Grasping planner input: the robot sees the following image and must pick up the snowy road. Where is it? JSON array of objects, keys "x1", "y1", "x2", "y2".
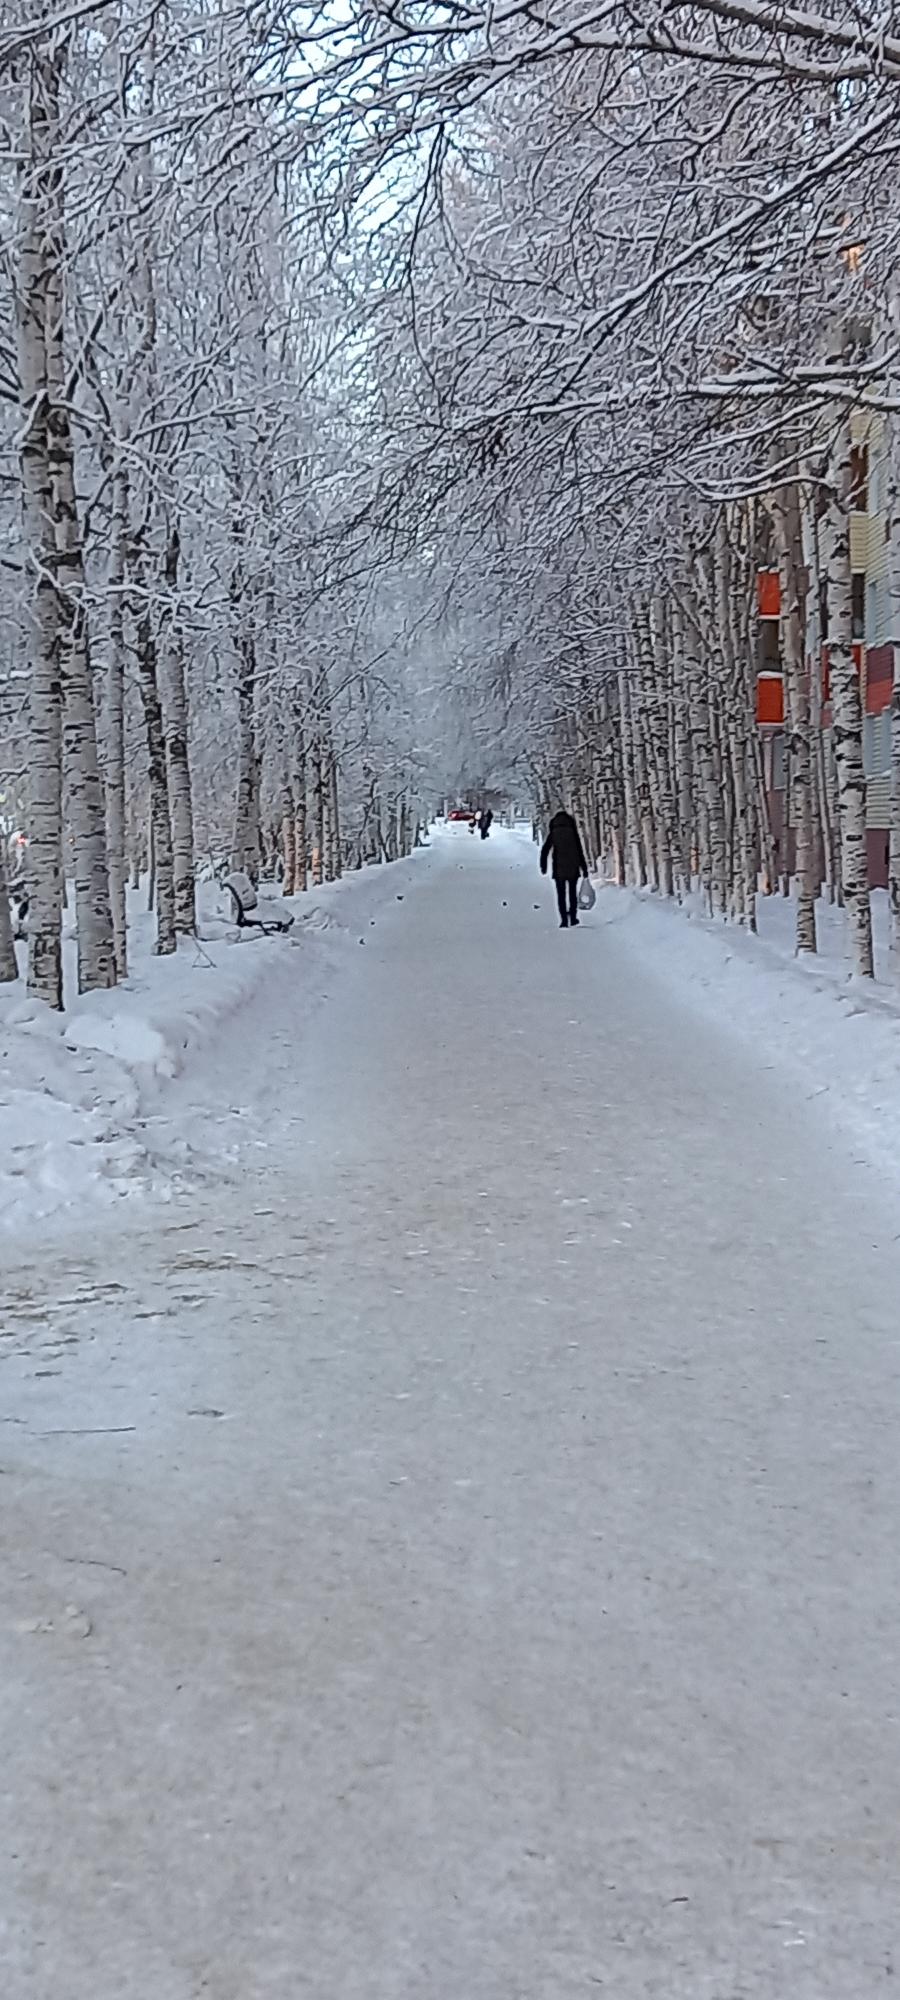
[{"x1": 3, "y1": 830, "x2": 900, "y2": 1997}]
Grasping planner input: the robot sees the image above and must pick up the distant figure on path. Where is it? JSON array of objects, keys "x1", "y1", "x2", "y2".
[
  {"x1": 479, "y1": 808, "x2": 493, "y2": 840},
  {"x1": 540, "y1": 809, "x2": 588, "y2": 927}
]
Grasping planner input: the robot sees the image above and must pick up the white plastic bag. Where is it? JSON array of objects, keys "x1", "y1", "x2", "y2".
[{"x1": 577, "y1": 877, "x2": 596, "y2": 913}]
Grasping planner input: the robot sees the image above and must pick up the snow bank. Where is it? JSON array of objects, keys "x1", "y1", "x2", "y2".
[
  {"x1": 596, "y1": 884, "x2": 900, "y2": 1183},
  {"x1": 0, "y1": 859, "x2": 428, "y2": 1236}
]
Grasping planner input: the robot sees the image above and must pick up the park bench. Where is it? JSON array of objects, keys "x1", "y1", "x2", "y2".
[{"x1": 222, "y1": 870, "x2": 293, "y2": 937}]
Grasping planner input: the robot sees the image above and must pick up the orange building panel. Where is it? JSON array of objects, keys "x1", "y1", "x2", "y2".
[
  {"x1": 756, "y1": 674, "x2": 784, "y2": 725},
  {"x1": 867, "y1": 679, "x2": 891, "y2": 716},
  {"x1": 757, "y1": 570, "x2": 780, "y2": 619}
]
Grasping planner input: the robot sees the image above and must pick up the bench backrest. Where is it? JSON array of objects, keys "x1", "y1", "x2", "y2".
[{"x1": 223, "y1": 869, "x2": 258, "y2": 917}]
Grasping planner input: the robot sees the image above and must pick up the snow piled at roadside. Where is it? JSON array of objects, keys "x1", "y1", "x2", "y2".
[
  {"x1": 0, "y1": 859, "x2": 428, "y2": 1235},
  {"x1": 596, "y1": 883, "x2": 900, "y2": 1183}
]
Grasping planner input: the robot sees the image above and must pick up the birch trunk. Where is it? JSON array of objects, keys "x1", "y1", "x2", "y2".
[
  {"x1": 803, "y1": 494, "x2": 838, "y2": 903},
  {"x1": 713, "y1": 526, "x2": 735, "y2": 917},
  {"x1": 891, "y1": 643, "x2": 900, "y2": 953},
  {"x1": 693, "y1": 665, "x2": 724, "y2": 914},
  {"x1": 106, "y1": 460, "x2": 128, "y2": 977},
  {"x1": 16, "y1": 57, "x2": 63, "y2": 1011},
  {"x1": 679, "y1": 596, "x2": 711, "y2": 901},
  {"x1": 822, "y1": 412, "x2": 874, "y2": 977},
  {"x1": 618, "y1": 670, "x2": 645, "y2": 886},
  {"x1": 0, "y1": 839, "x2": 18, "y2": 983},
  {"x1": 42, "y1": 45, "x2": 115, "y2": 994},
  {"x1": 323, "y1": 771, "x2": 336, "y2": 882},
  {"x1": 312, "y1": 736, "x2": 325, "y2": 886},
  {"x1": 647, "y1": 597, "x2": 683, "y2": 896},
  {"x1": 637, "y1": 612, "x2": 667, "y2": 891},
  {"x1": 627, "y1": 633, "x2": 657, "y2": 888},
  {"x1": 162, "y1": 525, "x2": 196, "y2": 932},
  {"x1": 669, "y1": 604, "x2": 693, "y2": 889},
  {"x1": 232, "y1": 621, "x2": 261, "y2": 883},
  {"x1": 132, "y1": 555, "x2": 176, "y2": 956},
  {"x1": 771, "y1": 480, "x2": 817, "y2": 952},
  {"x1": 886, "y1": 447, "x2": 900, "y2": 954},
  {"x1": 328, "y1": 741, "x2": 343, "y2": 880},
  {"x1": 292, "y1": 730, "x2": 309, "y2": 894},
  {"x1": 707, "y1": 687, "x2": 729, "y2": 917},
  {"x1": 281, "y1": 776, "x2": 296, "y2": 895}
]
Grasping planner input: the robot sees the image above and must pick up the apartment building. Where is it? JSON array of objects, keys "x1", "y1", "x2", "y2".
[{"x1": 756, "y1": 417, "x2": 894, "y2": 888}]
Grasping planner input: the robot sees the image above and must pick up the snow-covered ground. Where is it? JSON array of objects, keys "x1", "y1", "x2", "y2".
[
  {"x1": 593, "y1": 880, "x2": 900, "y2": 1188},
  {"x1": 3, "y1": 828, "x2": 900, "y2": 1996},
  {"x1": 0, "y1": 858, "x2": 429, "y2": 1234}
]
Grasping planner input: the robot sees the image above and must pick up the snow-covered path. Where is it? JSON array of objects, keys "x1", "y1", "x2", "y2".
[{"x1": 4, "y1": 830, "x2": 900, "y2": 1997}]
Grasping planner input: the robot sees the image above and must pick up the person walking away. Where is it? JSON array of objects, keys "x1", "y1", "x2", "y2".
[
  {"x1": 540, "y1": 809, "x2": 588, "y2": 927},
  {"x1": 480, "y1": 807, "x2": 493, "y2": 840}
]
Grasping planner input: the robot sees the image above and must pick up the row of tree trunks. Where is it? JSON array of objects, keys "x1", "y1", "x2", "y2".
[
  {"x1": 11, "y1": 26, "x2": 200, "y2": 989},
  {"x1": 535, "y1": 460, "x2": 886, "y2": 978},
  {"x1": 0, "y1": 840, "x2": 18, "y2": 983},
  {"x1": 275, "y1": 674, "x2": 347, "y2": 893}
]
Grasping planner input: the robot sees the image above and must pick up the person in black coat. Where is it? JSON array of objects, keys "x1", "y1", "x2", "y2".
[{"x1": 540, "y1": 809, "x2": 588, "y2": 927}]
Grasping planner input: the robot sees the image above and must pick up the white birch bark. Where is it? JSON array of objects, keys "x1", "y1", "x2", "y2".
[
  {"x1": 311, "y1": 733, "x2": 325, "y2": 885},
  {"x1": 822, "y1": 409, "x2": 874, "y2": 977},
  {"x1": 162, "y1": 525, "x2": 197, "y2": 933},
  {"x1": 885, "y1": 437, "x2": 900, "y2": 955},
  {"x1": 609, "y1": 717, "x2": 627, "y2": 885},
  {"x1": 676, "y1": 584, "x2": 715, "y2": 905},
  {"x1": 290, "y1": 688, "x2": 309, "y2": 894},
  {"x1": 618, "y1": 669, "x2": 645, "y2": 886},
  {"x1": 724, "y1": 529, "x2": 760, "y2": 930},
  {"x1": 669, "y1": 603, "x2": 693, "y2": 889},
  {"x1": 231, "y1": 603, "x2": 262, "y2": 883},
  {"x1": 281, "y1": 774, "x2": 296, "y2": 895},
  {"x1": 647, "y1": 596, "x2": 683, "y2": 897},
  {"x1": 132, "y1": 552, "x2": 177, "y2": 955},
  {"x1": 0, "y1": 838, "x2": 18, "y2": 983},
  {"x1": 105, "y1": 458, "x2": 128, "y2": 977},
  {"x1": 771, "y1": 479, "x2": 818, "y2": 952},
  {"x1": 327, "y1": 736, "x2": 343, "y2": 880},
  {"x1": 41, "y1": 43, "x2": 115, "y2": 994},
  {"x1": 625, "y1": 627, "x2": 657, "y2": 887},
  {"x1": 16, "y1": 50, "x2": 63, "y2": 1012}
]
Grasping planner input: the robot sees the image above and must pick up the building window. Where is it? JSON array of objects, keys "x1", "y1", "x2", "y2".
[
  {"x1": 864, "y1": 714, "x2": 877, "y2": 776},
  {"x1": 863, "y1": 712, "x2": 893, "y2": 778},
  {"x1": 867, "y1": 577, "x2": 879, "y2": 644},
  {"x1": 757, "y1": 619, "x2": 780, "y2": 671},
  {"x1": 869, "y1": 452, "x2": 880, "y2": 515},
  {"x1": 849, "y1": 442, "x2": 868, "y2": 511},
  {"x1": 852, "y1": 572, "x2": 865, "y2": 640}
]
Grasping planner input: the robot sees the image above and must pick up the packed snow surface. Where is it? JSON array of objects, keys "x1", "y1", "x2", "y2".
[{"x1": 2, "y1": 827, "x2": 900, "y2": 1996}]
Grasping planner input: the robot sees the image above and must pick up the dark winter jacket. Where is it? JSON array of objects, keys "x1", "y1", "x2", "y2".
[{"x1": 540, "y1": 811, "x2": 587, "y2": 882}]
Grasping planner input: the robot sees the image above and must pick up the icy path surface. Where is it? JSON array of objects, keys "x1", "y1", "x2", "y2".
[{"x1": 3, "y1": 831, "x2": 900, "y2": 1998}]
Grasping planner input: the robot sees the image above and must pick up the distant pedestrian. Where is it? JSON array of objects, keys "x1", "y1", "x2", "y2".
[
  {"x1": 540, "y1": 809, "x2": 588, "y2": 927},
  {"x1": 479, "y1": 808, "x2": 493, "y2": 840}
]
